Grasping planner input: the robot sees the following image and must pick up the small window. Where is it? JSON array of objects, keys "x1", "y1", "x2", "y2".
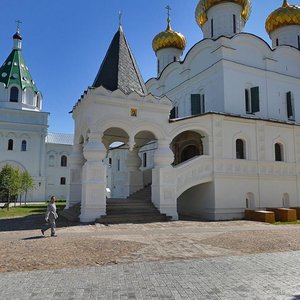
[
  {"x1": 298, "y1": 35, "x2": 300, "y2": 50},
  {"x1": 61, "y1": 155, "x2": 67, "y2": 167},
  {"x1": 10, "y1": 87, "x2": 19, "y2": 102},
  {"x1": 191, "y1": 94, "x2": 205, "y2": 115},
  {"x1": 36, "y1": 96, "x2": 40, "y2": 108},
  {"x1": 143, "y1": 153, "x2": 147, "y2": 168},
  {"x1": 8, "y1": 139, "x2": 13, "y2": 150},
  {"x1": 233, "y1": 14, "x2": 236, "y2": 34},
  {"x1": 275, "y1": 143, "x2": 283, "y2": 162},
  {"x1": 117, "y1": 159, "x2": 120, "y2": 171},
  {"x1": 60, "y1": 177, "x2": 66, "y2": 185},
  {"x1": 170, "y1": 106, "x2": 178, "y2": 119},
  {"x1": 109, "y1": 158, "x2": 112, "y2": 166},
  {"x1": 236, "y1": 139, "x2": 245, "y2": 159},
  {"x1": 21, "y1": 140, "x2": 27, "y2": 151},
  {"x1": 173, "y1": 56, "x2": 176, "y2": 62},
  {"x1": 286, "y1": 91, "x2": 295, "y2": 120},
  {"x1": 276, "y1": 38, "x2": 279, "y2": 46},
  {"x1": 245, "y1": 87, "x2": 260, "y2": 114},
  {"x1": 211, "y1": 19, "x2": 214, "y2": 38}
]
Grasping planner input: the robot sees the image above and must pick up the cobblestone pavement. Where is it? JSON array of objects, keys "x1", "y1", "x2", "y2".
[{"x1": 0, "y1": 251, "x2": 299, "y2": 300}]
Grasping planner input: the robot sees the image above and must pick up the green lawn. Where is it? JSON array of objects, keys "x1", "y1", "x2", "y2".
[
  {"x1": 274, "y1": 220, "x2": 300, "y2": 225},
  {"x1": 0, "y1": 202, "x2": 66, "y2": 219}
]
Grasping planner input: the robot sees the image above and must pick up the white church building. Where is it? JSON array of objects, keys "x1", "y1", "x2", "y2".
[
  {"x1": 68, "y1": 0, "x2": 300, "y2": 222},
  {"x1": 1, "y1": 0, "x2": 300, "y2": 223},
  {"x1": 0, "y1": 29, "x2": 73, "y2": 202}
]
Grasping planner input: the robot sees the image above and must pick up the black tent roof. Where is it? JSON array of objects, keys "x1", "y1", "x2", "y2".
[{"x1": 92, "y1": 26, "x2": 147, "y2": 95}]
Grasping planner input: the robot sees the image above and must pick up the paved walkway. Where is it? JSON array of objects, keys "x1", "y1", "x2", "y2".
[{"x1": 0, "y1": 250, "x2": 299, "y2": 300}]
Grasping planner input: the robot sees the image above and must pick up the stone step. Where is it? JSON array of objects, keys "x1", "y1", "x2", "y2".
[{"x1": 96, "y1": 214, "x2": 171, "y2": 224}]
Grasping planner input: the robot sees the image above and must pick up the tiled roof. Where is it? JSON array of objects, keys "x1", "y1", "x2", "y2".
[
  {"x1": 0, "y1": 32, "x2": 38, "y2": 93},
  {"x1": 46, "y1": 132, "x2": 74, "y2": 145},
  {"x1": 92, "y1": 26, "x2": 147, "y2": 95}
]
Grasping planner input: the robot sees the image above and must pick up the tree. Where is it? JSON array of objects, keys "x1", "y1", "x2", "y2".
[
  {"x1": 0, "y1": 164, "x2": 21, "y2": 210},
  {"x1": 20, "y1": 170, "x2": 35, "y2": 205}
]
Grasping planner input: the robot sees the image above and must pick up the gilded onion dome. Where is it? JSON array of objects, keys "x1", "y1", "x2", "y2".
[
  {"x1": 152, "y1": 18, "x2": 186, "y2": 52},
  {"x1": 195, "y1": 0, "x2": 251, "y2": 27},
  {"x1": 265, "y1": 0, "x2": 300, "y2": 35}
]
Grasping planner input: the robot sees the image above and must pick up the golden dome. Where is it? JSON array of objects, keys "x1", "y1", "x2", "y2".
[
  {"x1": 265, "y1": 0, "x2": 300, "y2": 35},
  {"x1": 152, "y1": 19, "x2": 186, "y2": 52},
  {"x1": 195, "y1": 0, "x2": 251, "y2": 27}
]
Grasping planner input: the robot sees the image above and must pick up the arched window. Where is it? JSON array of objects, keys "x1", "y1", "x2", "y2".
[
  {"x1": 21, "y1": 140, "x2": 27, "y2": 151},
  {"x1": 275, "y1": 143, "x2": 283, "y2": 162},
  {"x1": 60, "y1": 177, "x2": 66, "y2": 185},
  {"x1": 10, "y1": 87, "x2": 19, "y2": 102},
  {"x1": 49, "y1": 155, "x2": 55, "y2": 167},
  {"x1": 143, "y1": 152, "x2": 147, "y2": 168},
  {"x1": 61, "y1": 155, "x2": 67, "y2": 167},
  {"x1": 236, "y1": 139, "x2": 245, "y2": 159},
  {"x1": 8, "y1": 139, "x2": 13, "y2": 150}
]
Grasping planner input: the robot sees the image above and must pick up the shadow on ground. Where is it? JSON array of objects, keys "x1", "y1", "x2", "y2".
[
  {"x1": 291, "y1": 296, "x2": 300, "y2": 300},
  {"x1": 0, "y1": 214, "x2": 79, "y2": 232}
]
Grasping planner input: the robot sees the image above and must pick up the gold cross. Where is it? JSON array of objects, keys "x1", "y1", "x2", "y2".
[{"x1": 165, "y1": 5, "x2": 171, "y2": 19}]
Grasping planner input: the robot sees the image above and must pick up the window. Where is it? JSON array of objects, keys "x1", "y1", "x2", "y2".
[
  {"x1": 170, "y1": 106, "x2": 178, "y2": 119},
  {"x1": 191, "y1": 94, "x2": 205, "y2": 115},
  {"x1": 10, "y1": 87, "x2": 19, "y2": 102},
  {"x1": 49, "y1": 155, "x2": 55, "y2": 167},
  {"x1": 245, "y1": 86, "x2": 260, "y2": 114},
  {"x1": 61, "y1": 155, "x2": 67, "y2": 167},
  {"x1": 21, "y1": 140, "x2": 27, "y2": 151},
  {"x1": 109, "y1": 158, "x2": 112, "y2": 166},
  {"x1": 36, "y1": 96, "x2": 40, "y2": 108},
  {"x1": 8, "y1": 139, "x2": 13, "y2": 150},
  {"x1": 298, "y1": 35, "x2": 300, "y2": 50},
  {"x1": 233, "y1": 15, "x2": 236, "y2": 34},
  {"x1": 276, "y1": 38, "x2": 279, "y2": 46},
  {"x1": 60, "y1": 177, "x2": 66, "y2": 185},
  {"x1": 275, "y1": 143, "x2": 283, "y2": 162},
  {"x1": 236, "y1": 139, "x2": 245, "y2": 159},
  {"x1": 117, "y1": 159, "x2": 120, "y2": 171},
  {"x1": 286, "y1": 91, "x2": 295, "y2": 120},
  {"x1": 211, "y1": 19, "x2": 214, "y2": 38},
  {"x1": 173, "y1": 56, "x2": 176, "y2": 62},
  {"x1": 143, "y1": 153, "x2": 147, "y2": 168}
]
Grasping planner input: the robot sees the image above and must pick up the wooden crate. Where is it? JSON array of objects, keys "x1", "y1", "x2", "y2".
[
  {"x1": 244, "y1": 210, "x2": 275, "y2": 223},
  {"x1": 266, "y1": 208, "x2": 297, "y2": 222}
]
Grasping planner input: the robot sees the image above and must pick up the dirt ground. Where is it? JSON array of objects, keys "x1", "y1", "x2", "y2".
[{"x1": 1, "y1": 219, "x2": 300, "y2": 273}]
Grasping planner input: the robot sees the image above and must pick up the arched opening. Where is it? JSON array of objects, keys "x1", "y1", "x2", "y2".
[
  {"x1": 275, "y1": 143, "x2": 284, "y2": 162},
  {"x1": 8, "y1": 139, "x2": 13, "y2": 151},
  {"x1": 236, "y1": 139, "x2": 245, "y2": 159},
  {"x1": 282, "y1": 193, "x2": 289, "y2": 208},
  {"x1": 21, "y1": 140, "x2": 27, "y2": 151},
  {"x1": 171, "y1": 131, "x2": 204, "y2": 165},
  {"x1": 10, "y1": 87, "x2": 19, "y2": 102},
  {"x1": 61, "y1": 155, "x2": 67, "y2": 167},
  {"x1": 245, "y1": 192, "x2": 255, "y2": 209},
  {"x1": 103, "y1": 127, "x2": 130, "y2": 199}
]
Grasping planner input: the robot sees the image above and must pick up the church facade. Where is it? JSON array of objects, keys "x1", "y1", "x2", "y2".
[
  {"x1": 0, "y1": 29, "x2": 72, "y2": 202},
  {"x1": 69, "y1": 0, "x2": 300, "y2": 222}
]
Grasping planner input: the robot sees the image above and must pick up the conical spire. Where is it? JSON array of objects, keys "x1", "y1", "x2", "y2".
[
  {"x1": 0, "y1": 28, "x2": 38, "y2": 93},
  {"x1": 92, "y1": 26, "x2": 147, "y2": 95}
]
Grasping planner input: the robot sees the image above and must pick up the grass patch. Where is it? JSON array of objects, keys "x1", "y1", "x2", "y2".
[
  {"x1": 0, "y1": 202, "x2": 66, "y2": 219},
  {"x1": 274, "y1": 220, "x2": 300, "y2": 225}
]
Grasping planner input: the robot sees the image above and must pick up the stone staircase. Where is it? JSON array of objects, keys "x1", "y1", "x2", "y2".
[
  {"x1": 59, "y1": 203, "x2": 81, "y2": 222},
  {"x1": 96, "y1": 186, "x2": 171, "y2": 224}
]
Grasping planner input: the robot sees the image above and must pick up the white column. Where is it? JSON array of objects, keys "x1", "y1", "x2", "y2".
[
  {"x1": 125, "y1": 148, "x2": 143, "y2": 195},
  {"x1": 67, "y1": 143, "x2": 85, "y2": 208},
  {"x1": 80, "y1": 132, "x2": 107, "y2": 222},
  {"x1": 152, "y1": 139, "x2": 178, "y2": 220}
]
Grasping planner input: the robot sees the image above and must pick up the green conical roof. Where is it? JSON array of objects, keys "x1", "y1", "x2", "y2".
[{"x1": 0, "y1": 34, "x2": 38, "y2": 93}]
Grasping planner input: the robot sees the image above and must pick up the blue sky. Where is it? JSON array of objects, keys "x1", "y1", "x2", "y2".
[{"x1": 0, "y1": 0, "x2": 282, "y2": 134}]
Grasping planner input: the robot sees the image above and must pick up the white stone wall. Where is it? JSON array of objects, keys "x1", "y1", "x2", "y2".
[
  {"x1": 270, "y1": 25, "x2": 300, "y2": 49},
  {"x1": 45, "y1": 143, "x2": 72, "y2": 201}
]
